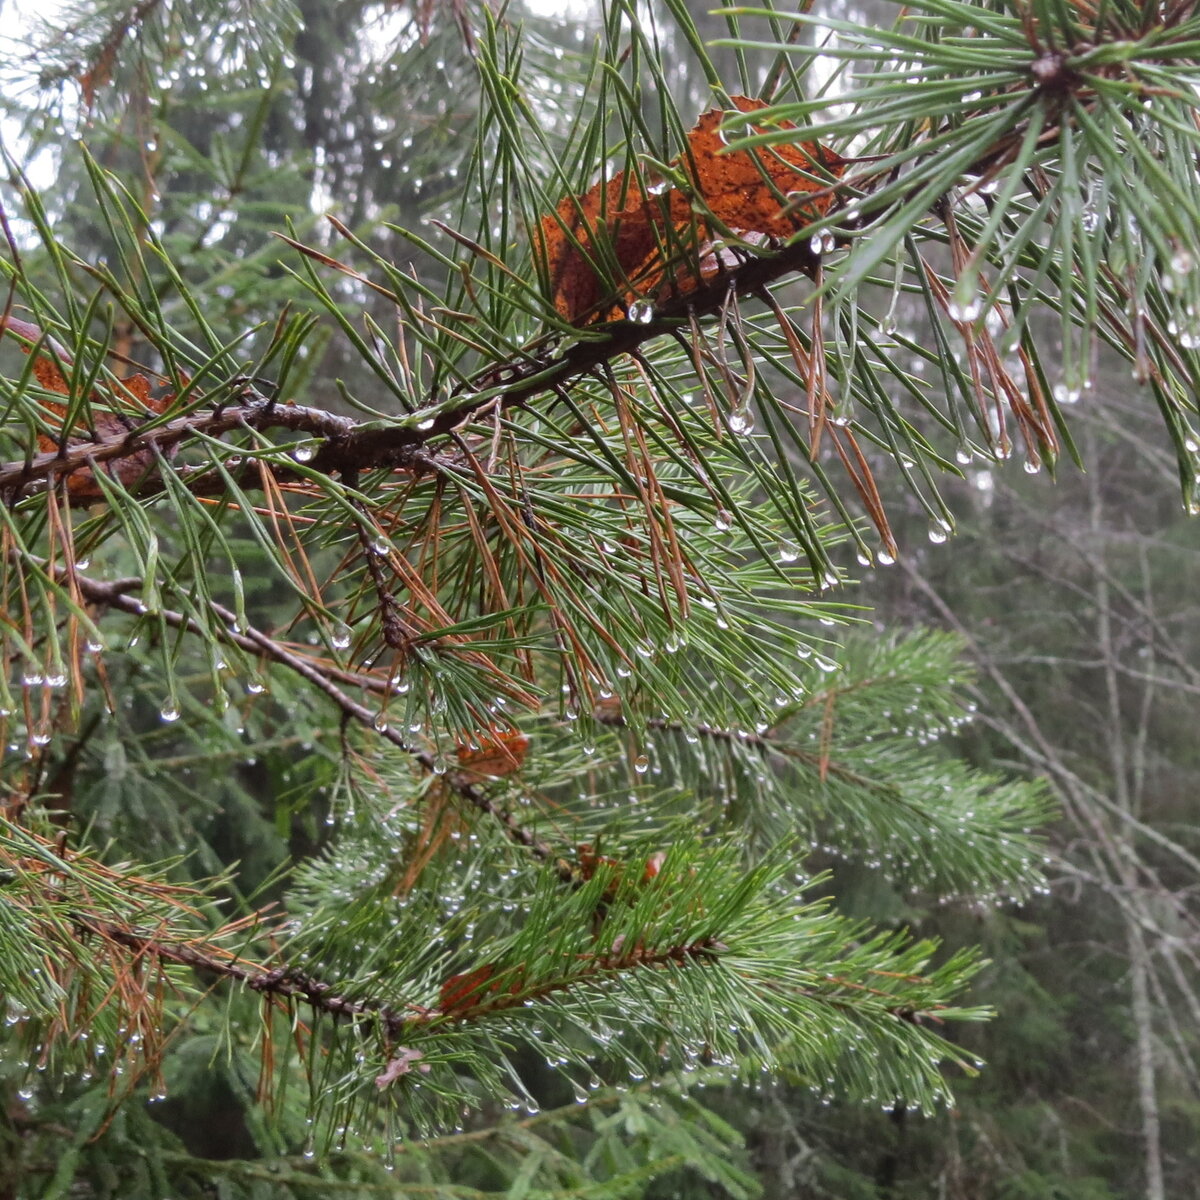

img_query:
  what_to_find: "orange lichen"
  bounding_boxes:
[537,96,845,325]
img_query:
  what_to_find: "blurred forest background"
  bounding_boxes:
[1,1,1198,1197]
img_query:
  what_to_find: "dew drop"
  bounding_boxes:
[947,295,981,323]
[714,509,733,532]
[727,405,755,435]
[331,624,352,650]
[778,540,800,563]
[633,754,650,774]
[626,299,655,324]
[292,443,316,463]
[160,704,181,723]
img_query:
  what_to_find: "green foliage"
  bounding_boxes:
[1,0,1198,1196]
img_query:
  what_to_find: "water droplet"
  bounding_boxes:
[877,549,896,566]
[1053,381,1081,405]
[626,299,655,324]
[331,624,352,650]
[714,509,733,532]
[246,681,266,696]
[373,712,389,732]
[778,540,800,563]
[727,405,754,435]
[947,294,981,323]
[160,704,180,723]
[633,754,649,774]
[292,443,316,463]
[1171,247,1195,276]
[1023,458,1041,474]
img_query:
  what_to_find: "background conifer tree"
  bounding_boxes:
[1,1,1198,1196]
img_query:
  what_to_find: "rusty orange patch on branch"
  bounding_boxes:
[1,316,175,497]
[537,96,845,325]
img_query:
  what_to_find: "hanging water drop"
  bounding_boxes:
[947,294,981,323]
[292,442,316,463]
[160,703,181,723]
[331,624,352,650]
[778,540,800,563]
[727,405,755,435]
[626,299,655,324]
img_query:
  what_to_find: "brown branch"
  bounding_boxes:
[50,561,565,870]
[416,936,726,1026]
[79,914,416,1036]
[0,389,358,496]
[0,228,821,500]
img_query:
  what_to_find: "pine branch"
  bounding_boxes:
[77,914,421,1035]
[38,556,564,866]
